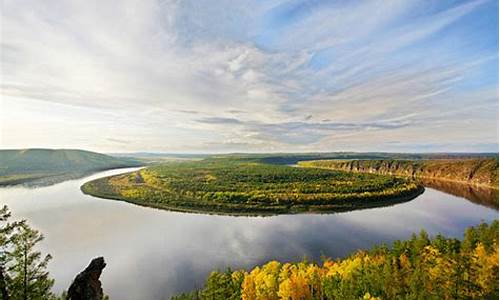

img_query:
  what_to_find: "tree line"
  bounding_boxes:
[173,220,499,300]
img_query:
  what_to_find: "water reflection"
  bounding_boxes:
[0,168,497,300]
[421,179,498,210]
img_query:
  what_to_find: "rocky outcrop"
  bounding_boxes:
[67,257,106,300]
[299,158,499,189]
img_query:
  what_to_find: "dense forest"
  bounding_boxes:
[0,149,142,186]
[299,158,499,189]
[81,159,422,215]
[172,221,499,300]
[207,153,498,166]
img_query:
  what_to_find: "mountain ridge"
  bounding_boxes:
[0,148,142,186]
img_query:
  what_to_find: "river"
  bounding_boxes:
[0,167,497,300]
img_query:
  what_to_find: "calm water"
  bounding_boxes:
[0,168,498,300]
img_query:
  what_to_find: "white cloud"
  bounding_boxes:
[0,0,497,152]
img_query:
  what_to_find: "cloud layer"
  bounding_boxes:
[1,0,498,152]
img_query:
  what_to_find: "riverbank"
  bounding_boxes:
[81,160,423,215]
[298,158,499,189]
[0,149,143,187]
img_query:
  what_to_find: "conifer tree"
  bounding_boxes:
[0,205,56,300]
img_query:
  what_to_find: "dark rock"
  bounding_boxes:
[67,257,106,300]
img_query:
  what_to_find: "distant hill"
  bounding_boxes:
[110,152,499,165]
[110,152,207,163]
[221,152,499,165]
[0,149,142,186]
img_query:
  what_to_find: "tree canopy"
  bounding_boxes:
[173,221,499,300]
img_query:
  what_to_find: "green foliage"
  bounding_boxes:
[0,149,142,186]
[299,158,499,189]
[208,152,498,166]
[173,221,499,300]
[201,269,243,300]
[82,159,422,215]
[171,291,203,300]
[0,205,58,300]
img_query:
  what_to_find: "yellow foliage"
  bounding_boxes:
[398,253,410,270]
[471,242,499,296]
[177,222,499,300]
[362,292,381,300]
[277,266,311,300]
[324,255,363,279]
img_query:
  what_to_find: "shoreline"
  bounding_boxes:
[81,173,425,216]
[298,160,499,190]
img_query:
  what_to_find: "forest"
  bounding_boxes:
[208,153,498,166]
[172,220,499,300]
[81,159,422,215]
[298,158,499,189]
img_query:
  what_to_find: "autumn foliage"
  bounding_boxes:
[173,221,499,299]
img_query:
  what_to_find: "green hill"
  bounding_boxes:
[0,149,142,186]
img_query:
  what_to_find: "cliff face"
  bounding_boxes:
[299,159,499,189]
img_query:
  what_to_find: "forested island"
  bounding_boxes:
[81,159,422,215]
[172,221,499,300]
[0,149,142,186]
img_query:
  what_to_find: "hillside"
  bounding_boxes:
[81,159,423,215]
[0,149,142,186]
[299,158,499,189]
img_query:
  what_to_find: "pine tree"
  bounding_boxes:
[0,205,56,300]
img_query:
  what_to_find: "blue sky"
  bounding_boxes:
[1,0,498,153]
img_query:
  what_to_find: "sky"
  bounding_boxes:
[1,0,498,153]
